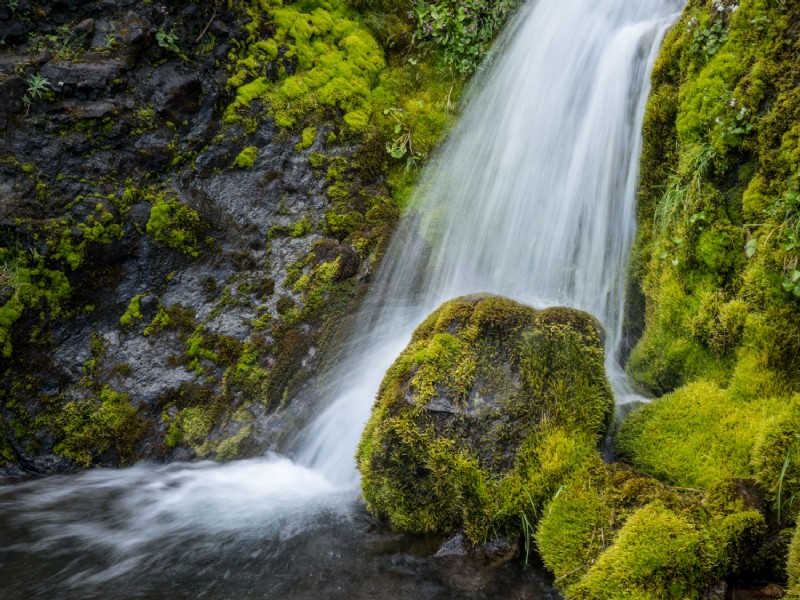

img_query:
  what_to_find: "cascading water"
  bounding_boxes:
[298,0,684,485]
[0,1,683,598]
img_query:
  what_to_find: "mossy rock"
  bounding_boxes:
[537,466,768,598]
[356,294,613,542]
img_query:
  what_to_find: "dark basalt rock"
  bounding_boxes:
[0,0,396,474]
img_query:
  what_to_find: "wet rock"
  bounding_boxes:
[0,76,26,127]
[57,98,118,119]
[72,18,95,48]
[0,0,394,474]
[150,65,203,121]
[41,58,124,93]
[433,534,519,594]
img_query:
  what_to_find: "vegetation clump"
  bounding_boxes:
[146,196,202,257]
[536,465,768,598]
[233,146,259,169]
[612,0,800,592]
[356,294,613,542]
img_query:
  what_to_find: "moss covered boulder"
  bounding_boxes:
[356,294,613,542]
[536,465,768,598]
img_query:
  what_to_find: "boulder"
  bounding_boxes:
[356,294,614,542]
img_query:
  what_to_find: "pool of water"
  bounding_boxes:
[0,457,559,600]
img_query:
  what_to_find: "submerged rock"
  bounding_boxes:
[356,294,614,542]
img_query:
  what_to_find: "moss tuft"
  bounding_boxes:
[146,195,202,256]
[233,146,259,168]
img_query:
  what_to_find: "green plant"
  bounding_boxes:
[102,24,118,49]
[777,449,792,522]
[411,0,520,75]
[690,21,728,58]
[383,108,422,169]
[23,73,50,116]
[156,29,180,54]
[45,24,84,60]
[5,0,19,13]
[768,187,800,298]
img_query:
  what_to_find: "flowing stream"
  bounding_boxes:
[0,1,683,597]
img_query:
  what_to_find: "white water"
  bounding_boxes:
[299,0,684,486]
[0,0,684,592]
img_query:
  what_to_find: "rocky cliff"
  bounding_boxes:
[0,0,511,474]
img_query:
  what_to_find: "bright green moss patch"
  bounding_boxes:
[295,126,317,150]
[225,1,385,133]
[146,195,202,256]
[50,385,144,466]
[233,145,259,168]
[120,294,145,328]
[0,251,71,358]
[357,295,613,543]
[568,502,706,599]
[617,381,784,489]
[629,0,800,397]
[538,465,768,598]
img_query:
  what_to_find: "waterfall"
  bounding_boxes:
[297,0,684,486]
[0,1,684,593]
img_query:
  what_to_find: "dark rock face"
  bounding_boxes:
[357,294,614,543]
[0,0,397,473]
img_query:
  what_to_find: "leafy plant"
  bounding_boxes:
[5,0,19,13]
[156,29,180,54]
[768,185,800,298]
[782,264,800,298]
[22,72,50,116]
[690,21,729,58]
[45,24,84,60]
[383,108,422,169]
[411,0,520,75]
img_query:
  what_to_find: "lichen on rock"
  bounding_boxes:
[356,294,613,543]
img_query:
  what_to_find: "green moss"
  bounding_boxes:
[295,126,317,150]
[233,145,259,168]
[267,216,313,240]
[120,294,145,328]
[569,502,704,599]
[0,253,71,358]
[629,0,800,398]
[225,1,385,133]
[50,385,143,466]
[751,395,800,521]
[166,406,215,448]
[539,468,767,599]
[308,151,326,169]
[357,295,613,543]
[616,380,784,489]
[146,195,202,256]
[789,523,800,595]
[215,425,253,461]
